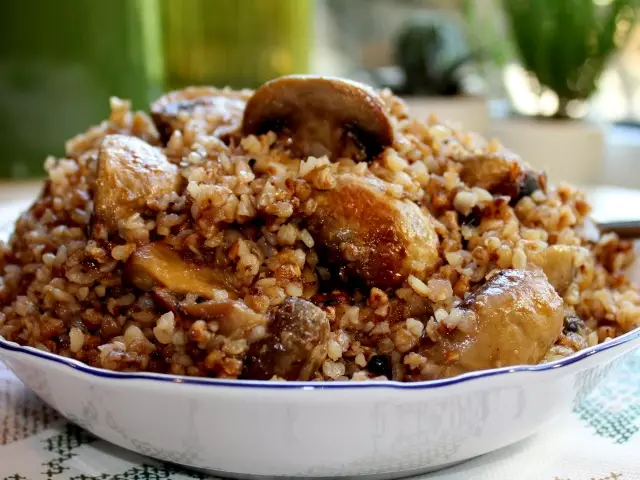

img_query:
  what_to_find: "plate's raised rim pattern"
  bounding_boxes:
[2,328,640,390]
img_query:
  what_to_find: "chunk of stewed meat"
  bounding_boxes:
[425,269,564,378]
[459,151,543,199]
[241,297,330,380]
[307,174,440,288]
[150,87,248,143]
[93,135,179,234]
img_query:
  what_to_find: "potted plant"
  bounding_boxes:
[373,13,490,135]
[489,0,638,186]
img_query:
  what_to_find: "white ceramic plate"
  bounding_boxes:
[1,194,639,477]
[1,330,639,479]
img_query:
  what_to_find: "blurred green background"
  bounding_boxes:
[0,0,638,179]
[0,0,313,178]
[0,0,163,177]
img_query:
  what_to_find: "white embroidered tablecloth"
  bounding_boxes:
[0,355,638,480]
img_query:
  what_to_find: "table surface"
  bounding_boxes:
[0,181,639,479]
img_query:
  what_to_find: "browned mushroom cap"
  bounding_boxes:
[150,87,248,144]
[125,242,239,300]
[242,75,394,160]
[241,297,330,381]
[94,135,179,234]
[306,174,440,288]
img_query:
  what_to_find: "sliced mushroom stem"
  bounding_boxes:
[181,300,266,337]
[125,242,239,300]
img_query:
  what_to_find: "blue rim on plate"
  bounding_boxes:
[1,329,639,390]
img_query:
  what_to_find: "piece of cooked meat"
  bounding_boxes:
[307,174,440,288]
[241,297,330,381]
[527,245,585,295]
[459,151,544,200]
[93,135,179,234]
[150,87,247,143]
[242,75,394,160]
[424,269,564,377]
[125,242,239,300]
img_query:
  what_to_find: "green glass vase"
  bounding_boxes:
[160,0,313,90]
[0,0,163,178]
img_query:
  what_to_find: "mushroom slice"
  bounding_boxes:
[125,242,239,300]
[181,300,266,337]
[242,75,394,160]
[150,87,248,143]
[425,269,564,378]
[307,174,440,288]
[527,245,586,295]
[241,297,330,381]
[94,135,179,234]
[458,151,543,199]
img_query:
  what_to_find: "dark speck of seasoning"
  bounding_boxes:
[82,258,100,270]
[366,354,392,378]
[325,298,340,307]
[460,209,481,228]
[338,265,351,283]
[248,158,256,168]
[563,315,585,333]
